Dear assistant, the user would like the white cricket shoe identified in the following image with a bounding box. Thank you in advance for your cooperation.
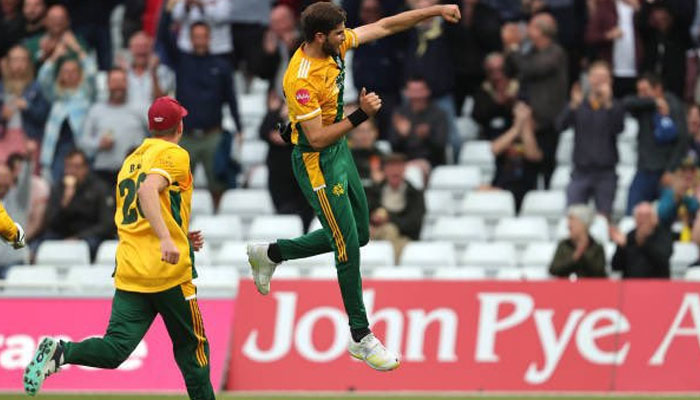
[246,243,278,295]
[348,333,400,371]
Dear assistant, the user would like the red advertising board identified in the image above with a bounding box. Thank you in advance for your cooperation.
[227,279,700,392]
[0,298,234,392]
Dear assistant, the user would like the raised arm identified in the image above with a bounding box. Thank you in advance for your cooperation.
[353,4,460,45]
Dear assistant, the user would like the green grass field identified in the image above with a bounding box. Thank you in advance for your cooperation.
[0,395,698,400]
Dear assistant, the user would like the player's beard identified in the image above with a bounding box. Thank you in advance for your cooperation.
[322,38,339,57]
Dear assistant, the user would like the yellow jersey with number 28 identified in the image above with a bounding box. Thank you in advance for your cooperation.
[114,137,194,293]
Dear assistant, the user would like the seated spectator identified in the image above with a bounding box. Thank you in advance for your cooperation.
[161,16,242,207]
[123,31,175,115]
[472,52,518,141]
[80,68,148,188]
[624,73,688,214]
[550,204,607,278]
[688,103,700,154]
[6,148,48,243]
[0,157,30,277]
[43,149,114,260]
[0,45,50,163]
[22,0,47,39]
[367,154,425,261]
[490,102,543,212]
[656,154,699,234]
[24,4,88,67]
[0,0,24,57]
[390,76,448,179]
[558,61,625,218]
[611,202,673,278]
[171,0,232,57]
[348,117,383,188]
[258,92,313,229]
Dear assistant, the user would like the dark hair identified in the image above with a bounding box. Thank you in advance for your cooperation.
[639,72,663,88]
[190,21,210,34]
[152,124,179,138]
[382,153,407,165]
[6,153,25,169]
[65,148,88,164]
[301,2,346,43]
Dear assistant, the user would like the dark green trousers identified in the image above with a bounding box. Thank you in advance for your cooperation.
[278,140,370,329]
[63,283,215,400]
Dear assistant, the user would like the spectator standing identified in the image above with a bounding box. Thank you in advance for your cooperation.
[624,74,688,214]
[162,18,241,207]
[171,0,232,57]
[62,0,121,70]
[0,45,50,163]
[503,13,568,187]
[24,5,88,67]
[123,31,175,117]
[22,0,46,39]
[351,0,406,136]
[472,52,518,140]
[229,0,271,80]
[121,0,146,45]
[37,38,96,183]
[43,149,114,260]
[445,0,501,116]
[612,0,642,98]
[258,92,313,229]
[367,154,425,262]
[489,101,543,211]
[611,202,673,278]
[0,158,30,276]
[389,76,448,178]
[255,3,301,99]
[80,68,148,188]
[0,0,24,57]
[689,104,700,155]
[557,62,625,218]
[6,149,48,243]
[549,204,607,278]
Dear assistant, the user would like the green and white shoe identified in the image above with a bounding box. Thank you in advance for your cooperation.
[348,333,400,372]
[247,243,278,295]
[23,337,63,396]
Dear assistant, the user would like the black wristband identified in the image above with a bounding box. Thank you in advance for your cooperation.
[347,108,369,127]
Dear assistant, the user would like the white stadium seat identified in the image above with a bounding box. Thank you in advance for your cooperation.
[190,215,243,244]
[193,243,213,267]
[214,241,248,270]
[671,242,699,273]
[36,240,90,266]
[308,266,338,279]
[556,130,573,166]
[613,187,629,218]
[273,266,302,279]
[361,241,395,267]
[618,216,636,234]
[404,163,425,190]
[194,266,239,298]
[239,93,267,118]
[522,266,551,280]
[248,215,303,241]
[493,217,549,245]
[433,267,486,280]
[372,266,424,280]
[684,267,700,281]
[191,189,214,217]
[95,240,118,266]
[219,189,274,217]
[461,242,517,268]
[617,165,635,190]
[521,191,567,221]
[617,141,637,166]
[428,165,481,194]
[66,266,114,296]
[550,166,571,191]
[460,191,516,220]
[4,266,60,295]
[239,140,269,167]
[399,241,456,267]
[458,140,495,181]
[520,242,557,269]
[495,267,524,280]
[424,216,488,244]
[424,190,456,219]
[309,217,323,232]
[247,165,268,189]
[285,252,335,269]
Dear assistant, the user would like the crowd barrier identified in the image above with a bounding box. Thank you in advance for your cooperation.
[0,298,235,392]
[2,279,700,393]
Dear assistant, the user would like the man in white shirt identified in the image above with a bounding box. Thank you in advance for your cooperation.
[171,0,232,56]
[124,31,175,115]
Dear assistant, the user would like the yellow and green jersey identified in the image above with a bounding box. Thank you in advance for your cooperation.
[0,202,18,243]
[283,28,358,148]
[114,138,194,293]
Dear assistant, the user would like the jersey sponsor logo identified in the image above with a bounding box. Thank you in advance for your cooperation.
[295,89,311,105]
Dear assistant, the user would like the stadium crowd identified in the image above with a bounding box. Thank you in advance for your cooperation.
[2,0,700,281]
